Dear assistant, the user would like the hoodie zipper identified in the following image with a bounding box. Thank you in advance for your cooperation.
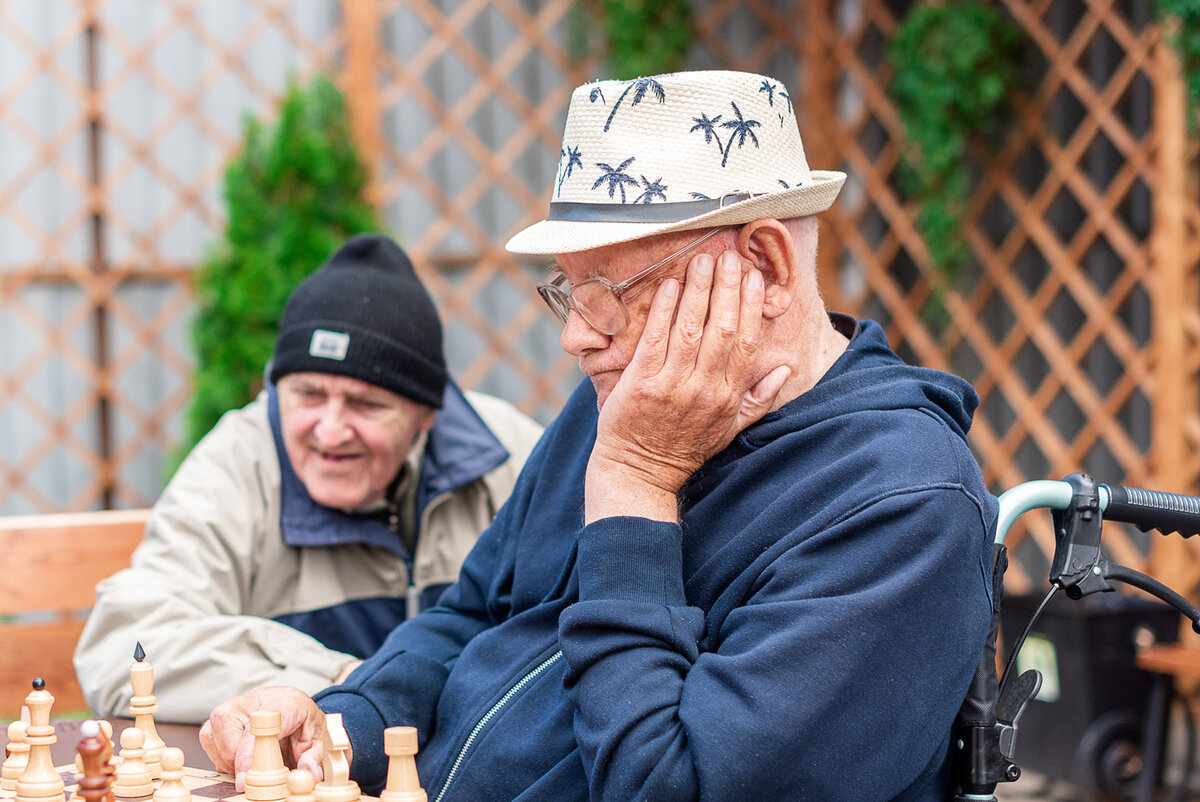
[431,650,563,802]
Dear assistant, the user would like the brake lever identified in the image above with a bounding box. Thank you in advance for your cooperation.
[1103,562,1200,634]
[1049,473,1111,597]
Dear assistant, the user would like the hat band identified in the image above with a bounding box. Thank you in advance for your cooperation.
[547,192,756,223]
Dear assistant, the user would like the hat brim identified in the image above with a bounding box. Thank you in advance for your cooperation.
[505,171,846,256]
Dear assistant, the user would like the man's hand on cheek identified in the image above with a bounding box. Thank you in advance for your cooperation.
[585,248,791,524]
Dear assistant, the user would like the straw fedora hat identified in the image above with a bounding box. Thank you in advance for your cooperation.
[505,69,846,256]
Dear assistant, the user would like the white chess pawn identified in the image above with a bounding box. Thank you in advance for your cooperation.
[2,720,30,791]
[285,770,316,802]
[111,728,153,798]
[153,748,190,802]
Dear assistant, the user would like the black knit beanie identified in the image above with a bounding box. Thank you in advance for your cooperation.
[269,234,447,408]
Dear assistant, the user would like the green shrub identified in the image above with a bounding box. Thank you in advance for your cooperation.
[179,73,381,465]
[888,2,1024,288]
[1158,0,1200,132]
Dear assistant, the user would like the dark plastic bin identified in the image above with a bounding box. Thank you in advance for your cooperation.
[1000,591,1180,798]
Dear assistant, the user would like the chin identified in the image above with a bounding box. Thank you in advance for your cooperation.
[306,483,369,511]
[589,372,619,410]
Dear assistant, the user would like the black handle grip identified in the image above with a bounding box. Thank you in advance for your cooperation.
[1103,485,1200,538]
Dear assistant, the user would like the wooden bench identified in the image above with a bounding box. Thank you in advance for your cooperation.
[0,509,149,717]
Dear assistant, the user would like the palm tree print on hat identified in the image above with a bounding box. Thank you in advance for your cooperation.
[557,145,583,194]
[603,77,666,132]
[759,79,777,106]
[589,86,605,105]
[593,156,640,202]
[779,90,792,113]
[690,113,724,155]
[777,179,805,189]
[635,176,667,204]
[720,101,762,167]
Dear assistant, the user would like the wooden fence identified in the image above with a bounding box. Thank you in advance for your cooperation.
[1,0,1197,595]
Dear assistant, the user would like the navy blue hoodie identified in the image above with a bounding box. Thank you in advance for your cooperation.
[315,317,997,801]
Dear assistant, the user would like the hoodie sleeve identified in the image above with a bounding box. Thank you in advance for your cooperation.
[312,406,553,785]
[558,484,994,801]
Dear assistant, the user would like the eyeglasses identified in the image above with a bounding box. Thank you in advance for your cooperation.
[536,226,728,335]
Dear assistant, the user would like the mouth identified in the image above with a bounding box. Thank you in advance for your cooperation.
[582,363,625,379]
[314,448,363,463]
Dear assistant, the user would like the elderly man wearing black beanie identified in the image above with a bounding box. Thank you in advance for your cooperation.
[74,234,544,725]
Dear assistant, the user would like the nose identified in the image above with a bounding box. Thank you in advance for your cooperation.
[559,307,610,357]
[314,400,353,447]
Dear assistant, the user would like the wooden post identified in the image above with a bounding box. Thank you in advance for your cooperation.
[339,0,384,207]
[1148,26,1194,590]
[803,0,846,312]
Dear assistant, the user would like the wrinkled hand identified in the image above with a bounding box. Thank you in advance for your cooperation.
[586,248,790,523]
[199,686,328,790]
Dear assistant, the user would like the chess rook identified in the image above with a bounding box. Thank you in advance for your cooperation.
[15,678,65,802]
[128,644,164,780]
[243,712,288,802]
[111,728,153,799]
[379,728,424,802]
[2,721,30,792]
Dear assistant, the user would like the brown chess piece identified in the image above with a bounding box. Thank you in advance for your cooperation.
[76,721,112,802]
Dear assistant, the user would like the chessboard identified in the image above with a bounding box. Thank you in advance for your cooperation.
[1,765,237,802]
[0,765,382,802]
[2,642,417,802]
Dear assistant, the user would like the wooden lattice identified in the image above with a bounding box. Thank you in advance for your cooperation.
[802,0,1200,593]
[2,0,1199,606]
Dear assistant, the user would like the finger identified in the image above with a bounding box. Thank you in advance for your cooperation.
[198,721,230,774]
[284,699,325,772]
[695,250,751,378]
[736,364,792,431]
[204,705,251,776]
[233,726,256,791]
[724,266,767,387]
[666,252,717,370]
[296,749,324,783]
[628,276,680,377]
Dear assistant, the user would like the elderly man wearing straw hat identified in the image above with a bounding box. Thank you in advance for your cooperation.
[202,70,997,801]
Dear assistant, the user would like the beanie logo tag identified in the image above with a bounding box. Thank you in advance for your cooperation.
[309,329,350,361]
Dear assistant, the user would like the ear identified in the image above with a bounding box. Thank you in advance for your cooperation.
[418,408,437,432]
[736,219,797,319]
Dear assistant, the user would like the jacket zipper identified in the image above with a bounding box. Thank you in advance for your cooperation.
[431,650,564,802]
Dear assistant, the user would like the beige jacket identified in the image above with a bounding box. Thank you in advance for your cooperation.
[73,387,542,724]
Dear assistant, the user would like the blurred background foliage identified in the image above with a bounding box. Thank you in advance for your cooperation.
[179,73,381,467]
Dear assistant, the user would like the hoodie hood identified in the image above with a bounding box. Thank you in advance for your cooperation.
[742,315,979,449]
